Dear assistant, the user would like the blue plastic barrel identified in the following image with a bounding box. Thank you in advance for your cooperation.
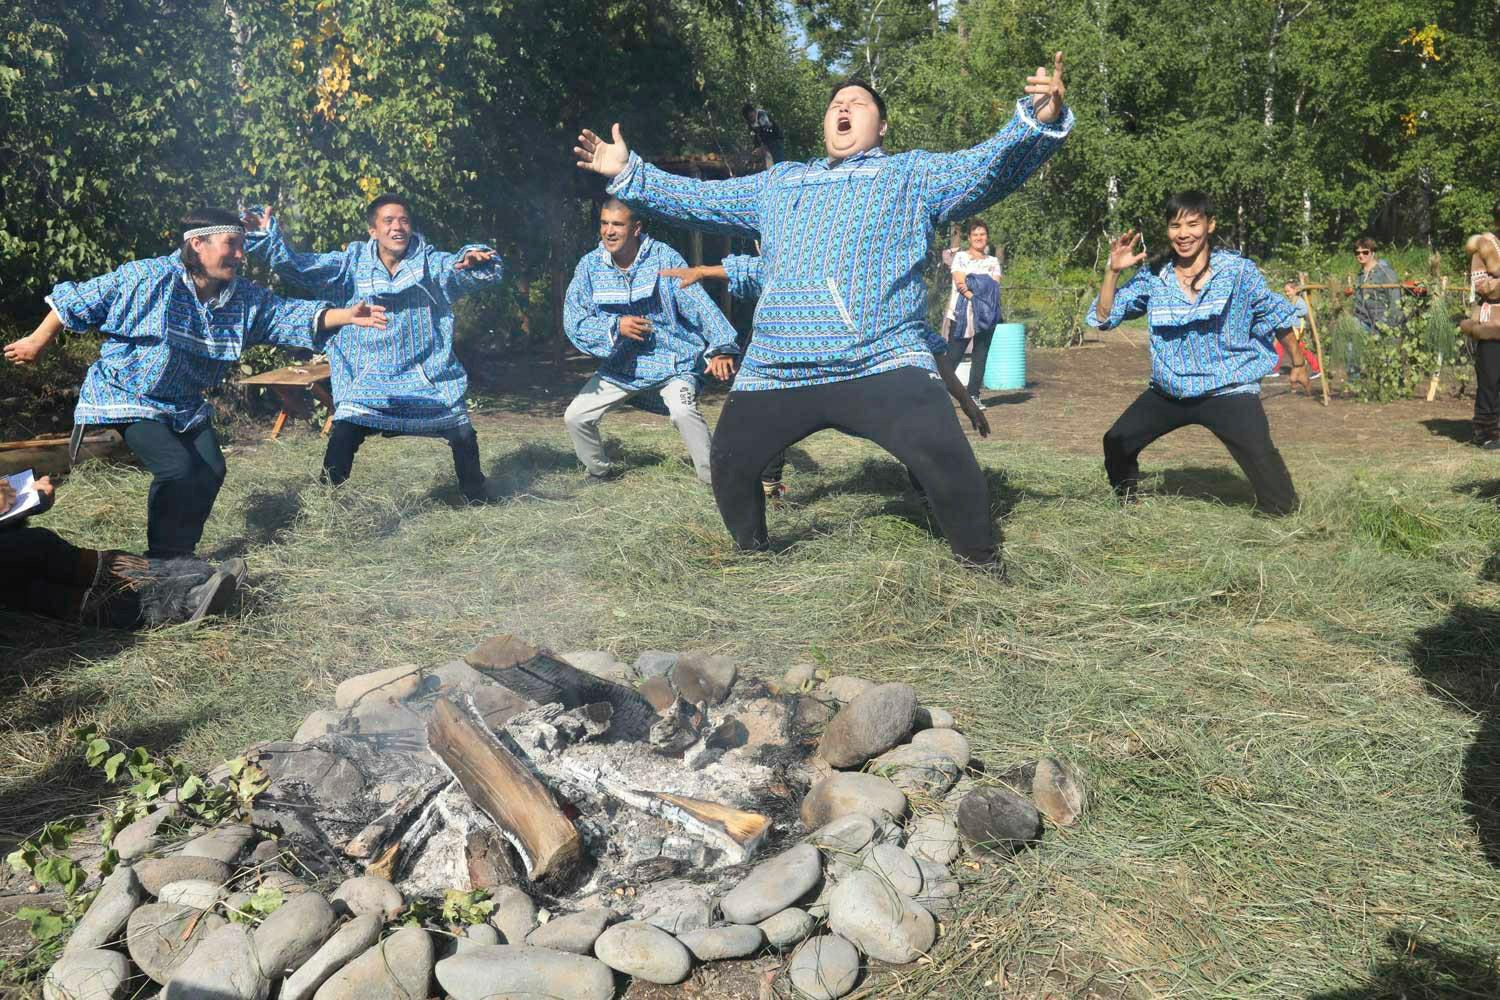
[983,322,1026,390]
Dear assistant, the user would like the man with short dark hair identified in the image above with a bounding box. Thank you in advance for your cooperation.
[243,196,503,502]
[3,207,387,558]
[562,198,739,484]
[574,58,1071,569]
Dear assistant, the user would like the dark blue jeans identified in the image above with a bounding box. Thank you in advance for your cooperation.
[122,419,227,558]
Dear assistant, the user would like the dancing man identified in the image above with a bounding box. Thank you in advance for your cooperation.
[575,56,1072,568]
[243,196,502,502]
[1088,191,1306,515]
[3,208,387,559]
[562,199,739,485]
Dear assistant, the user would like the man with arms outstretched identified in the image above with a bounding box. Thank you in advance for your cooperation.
[574,57,1071,569]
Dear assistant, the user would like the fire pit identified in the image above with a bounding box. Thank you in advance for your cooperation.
[40,636,1086,1000]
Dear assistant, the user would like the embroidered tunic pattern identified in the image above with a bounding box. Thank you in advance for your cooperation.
[1086,250,1298,399]
[563,236,739,392]
[49,253,332,432]
[246,219,502,433]
[608,99,1071,391]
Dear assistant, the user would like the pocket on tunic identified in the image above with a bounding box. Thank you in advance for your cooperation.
[751,280,862,365]
[349,362,437,405]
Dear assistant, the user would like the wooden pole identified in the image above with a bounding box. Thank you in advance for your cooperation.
[1427,276,1447,401]
[1299,272,1330,408]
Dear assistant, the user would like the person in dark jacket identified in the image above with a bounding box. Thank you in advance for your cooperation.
[0,474,242,628]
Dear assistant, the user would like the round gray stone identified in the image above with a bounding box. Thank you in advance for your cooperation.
[161,923,269,1000]
[464,922,501,944]
[525,908,611,954]
[670,651,738,705]
[956,787,1043,857]
[329,875,404,921]
[178,823,256,865]
[310,925,433,1000]
[826,870,935,964]
[592,920,691,985]
[787,934,860,1000]
[65,865,141,954]
[818,683,917,769]
[863,844,923,897]
[279,913,382,1000]
[808,813,876,857]
[487,885,537,944]
[800,773,908,828]
[157,880,221,911]
[112,806,178,862]
[757,907,815,950]
[867,744,961,797]
[914,706,956,730]
[125,903,225,985]
[720,843,822,924]
[905,813,962,865]
[910,728,970,769]
[912,857,960,920]
[135,857,230,897]
[632,650,679,678]
[253,891,337,978]
[781,662,818,692]
[815,676,873,705]
[560,650,635,684]
[293,709,342,743]
[43,947,129,1000]
[676,923,764,960]
[257,870,310,896]
[435,944,614,1000]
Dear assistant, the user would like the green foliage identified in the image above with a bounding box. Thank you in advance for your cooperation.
[226,886,285,925]
[1349,291,1451,403]
[441,889,496,926]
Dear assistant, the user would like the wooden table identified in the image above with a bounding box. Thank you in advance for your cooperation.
[238,362,336,439]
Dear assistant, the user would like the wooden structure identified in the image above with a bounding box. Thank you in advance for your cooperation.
[238,362,336,439]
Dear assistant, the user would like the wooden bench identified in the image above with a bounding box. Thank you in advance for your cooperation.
[239,361,336,439]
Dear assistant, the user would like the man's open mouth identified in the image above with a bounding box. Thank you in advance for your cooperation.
[836,116,851,133]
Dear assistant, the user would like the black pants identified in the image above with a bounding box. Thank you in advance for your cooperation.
[710,367,997,564]
[1474,340,1500,443]
[946,327,996,397]
[1103,388,1299,515]
[0,527,140,627]
[122,419,226,558]
[323,420,485,500]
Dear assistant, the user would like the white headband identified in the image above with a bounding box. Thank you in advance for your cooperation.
[182,225,244,241]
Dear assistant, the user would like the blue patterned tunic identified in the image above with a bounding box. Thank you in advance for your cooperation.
[607,99,1071,391]
[563,236,739,392]
[245,219,502,433]
[48,253,333,433]
[1086,250,1299,399]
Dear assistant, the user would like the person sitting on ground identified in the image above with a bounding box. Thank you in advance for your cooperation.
[1087,191,1308,516]
[2,208,388,561]
[242,197,502,503]
[0,474,244,628]
[1461,208,1500,448]
[946,220,1004,407]
[1271,281,1322,380]
[575,56,1071,570]
[562,199,740,485]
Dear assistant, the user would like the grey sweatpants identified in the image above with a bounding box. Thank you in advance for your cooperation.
[564,373,713,484]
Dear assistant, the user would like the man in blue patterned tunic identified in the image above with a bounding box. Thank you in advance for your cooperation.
[4,208,388,560]
[241,195,502,503]
[1087,191,1308,515]
[563,199,740,485]
[575,56,1071,568]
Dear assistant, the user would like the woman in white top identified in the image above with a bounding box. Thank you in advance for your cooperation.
[945,220,1004,405]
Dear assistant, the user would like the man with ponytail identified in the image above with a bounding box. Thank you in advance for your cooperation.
[1087,191,1306,515]
[3,207,388,560]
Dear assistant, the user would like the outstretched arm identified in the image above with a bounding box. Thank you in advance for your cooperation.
[242,206,355,301]
[1089,231,1150,329]
[661,255,765,299]
[670,272,742,382]
[921,53,1073,225]
[575,124,767,237]
[431,244,504,301]
[248,293,388,352]
[5,266,127,366]
[4,309,66,366]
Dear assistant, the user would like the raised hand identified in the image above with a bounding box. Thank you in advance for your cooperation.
[706,354,738,381]
[1108,230,1146,273]
[1025,52,1066,124]
[3,332,52,366]
[241,205,273,231]
[574,124,631,177]
[454,248,497,271]
[350,303,389,329]
[661,266,703,289]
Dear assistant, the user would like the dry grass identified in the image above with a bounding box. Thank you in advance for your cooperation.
[4,404,1500,998]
